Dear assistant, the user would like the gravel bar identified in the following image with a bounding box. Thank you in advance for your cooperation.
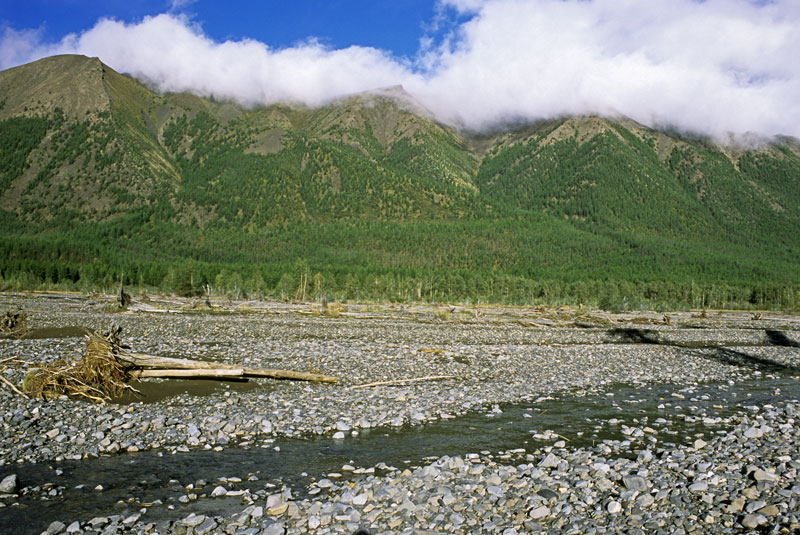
[1,293,799,534]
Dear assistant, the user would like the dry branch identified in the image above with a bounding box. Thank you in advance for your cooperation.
[348,375,455,390]
[0,374,28,398]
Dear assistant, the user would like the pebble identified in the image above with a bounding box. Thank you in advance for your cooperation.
[742,514,767,529]
[529,506,550,519]
[753,469,779,482]
[688,480,708,493]
[0,474,17,494]
[623,475,649,492]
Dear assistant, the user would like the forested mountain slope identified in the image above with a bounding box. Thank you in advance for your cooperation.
[1,55,799,308]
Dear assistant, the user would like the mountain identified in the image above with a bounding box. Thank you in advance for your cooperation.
[1,55,799,309]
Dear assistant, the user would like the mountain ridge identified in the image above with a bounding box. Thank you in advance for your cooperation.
[1,55,798,308]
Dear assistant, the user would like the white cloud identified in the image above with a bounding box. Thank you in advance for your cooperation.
[413,0,800,137]
[169,0,197,11]
[0,26,56,69]
[2,1,800,139]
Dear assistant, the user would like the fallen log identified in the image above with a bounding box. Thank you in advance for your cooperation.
[121,353,236,370]
[242,368,338,383]
[121,353,338,383]
[136,369,245,378]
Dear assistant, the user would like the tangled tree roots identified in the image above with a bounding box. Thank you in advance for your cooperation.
[23,325,140,403]
[1,311,27,338]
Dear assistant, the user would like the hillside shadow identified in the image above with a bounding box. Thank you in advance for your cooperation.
[687,346,797,374]
[609,328,660,344]
[607,327,800,374]
[765,329,800,348]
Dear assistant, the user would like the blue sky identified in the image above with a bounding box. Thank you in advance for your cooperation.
[2,0,459,59]
[2,1,800,139]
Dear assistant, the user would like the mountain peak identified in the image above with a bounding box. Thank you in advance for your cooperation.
[339,84,434,120]
[0,54,111,120]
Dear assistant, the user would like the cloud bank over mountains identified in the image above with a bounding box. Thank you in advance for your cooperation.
[2,0,800,139]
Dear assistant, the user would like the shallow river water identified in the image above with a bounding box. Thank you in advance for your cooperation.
[3,373,798,535]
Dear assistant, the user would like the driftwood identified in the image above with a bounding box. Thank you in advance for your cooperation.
[348,375,455,390]
[19,326,338,403]
[136,369,245,378]
[120,353,338,383]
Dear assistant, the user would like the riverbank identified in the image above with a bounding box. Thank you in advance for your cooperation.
[1,292,799,533]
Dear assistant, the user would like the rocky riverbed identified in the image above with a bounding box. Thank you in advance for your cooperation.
[1,292,799,534]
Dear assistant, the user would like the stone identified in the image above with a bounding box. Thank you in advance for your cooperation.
[308,516,320,529]
[195,517,217,535]
[742,487,760,499]
[688,481,708,493]
[0,474,17,494]
[335,420,351,432]
[725,497,746,513]
[753,469,778,482]
[537,488,559,501]
[183,514,206,527]
[623,475,649,492]
[267,503,289,516]
[261,521,286,535]
[266,493,285,508]
[88,517,108,527]
[65,521,81,534]
[744,427,763,439]
[122,513,140,525]
[487,485,504,498]
[693,439,707,450]
[741,514,767,529]
[757,504,780,516]
[607,501,622,514]
[529,506,550,520]
[539,453,560,468]
[46,521,66,534]
[421,465,440,478]
[211,485,227,497]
